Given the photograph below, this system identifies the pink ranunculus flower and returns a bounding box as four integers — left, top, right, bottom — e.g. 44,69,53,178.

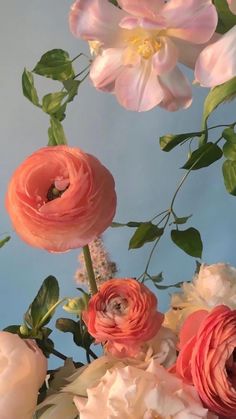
69,0,217,112
6,146,116,252
0,332,47,419
227,0,236,14
74,359,217,418
195,25,236,87
176,306,236,418
83,278,164,357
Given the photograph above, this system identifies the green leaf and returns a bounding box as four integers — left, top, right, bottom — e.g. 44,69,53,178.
33,49,75,81
129,222,163,249
0,236,10,248
171,228,203,258
153,281,184,290
56,318,92,348
22,69,40,106
111,221,141,228
214,0,236,34
222,127,236,143
150,272,163,283
182,143,222,170
48,117,67,146
27,276,59,329
173,215,192,225
63,79,80,103
3,325,20,334
159,131,203,152
109,0,119,5
223,142,236,160
42,92,67,114
201,77,236,142
222,160,236,195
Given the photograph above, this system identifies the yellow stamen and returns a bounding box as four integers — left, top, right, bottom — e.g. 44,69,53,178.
129,35,162,59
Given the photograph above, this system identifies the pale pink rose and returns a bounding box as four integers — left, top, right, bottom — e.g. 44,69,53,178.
0,332,47,419
164,263,236,333
69,0,217,112
83,278,164,357
74,359,217,418
6,146,116,252
176,306,236,418
227,0,236,14
195,25,236,87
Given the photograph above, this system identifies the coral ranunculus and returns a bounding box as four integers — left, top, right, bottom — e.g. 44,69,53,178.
6,146,116,252
0,332,47,419
69,0,217,112
176,306,236,418
83,278,164,357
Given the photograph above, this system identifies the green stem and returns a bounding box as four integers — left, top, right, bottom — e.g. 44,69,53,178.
83,245,98,295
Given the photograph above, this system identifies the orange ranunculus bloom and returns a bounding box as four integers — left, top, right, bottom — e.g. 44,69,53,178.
6,146,116,252
176,305,236,418
83,278,164,357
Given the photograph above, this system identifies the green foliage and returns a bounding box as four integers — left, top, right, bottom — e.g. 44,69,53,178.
0,236,10,248
171,228,203,258
222,160,236,195
129,222,163,249
25,276,59,330
33,49,75,81
214,0,236,34
182,143,222,170
223,142,236,160
159,131,203,152
22,69,40,106
63,293,89,315
48,117,68,146
173,215,192,225
56,318,93,351
42,92,67,114
222,127,236,143
111,221,141,228
201,78,236,142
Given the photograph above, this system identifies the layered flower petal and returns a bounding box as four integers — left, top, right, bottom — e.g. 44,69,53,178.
159,66,192,111
195,26,236,87
90,48,124,92
69,0,126,46
117,0,164,19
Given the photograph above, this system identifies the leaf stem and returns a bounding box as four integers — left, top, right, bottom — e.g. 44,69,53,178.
83,245,98,295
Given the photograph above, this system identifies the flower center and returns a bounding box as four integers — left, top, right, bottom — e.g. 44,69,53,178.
47,177,70,202
106,296,129,316
129,35,162,59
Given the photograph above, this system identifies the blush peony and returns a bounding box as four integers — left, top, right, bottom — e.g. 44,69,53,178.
176,305,236,418
69,0,217,112
6,146,116,252
83,278,164,357
74,359,217,419
0,332,47,419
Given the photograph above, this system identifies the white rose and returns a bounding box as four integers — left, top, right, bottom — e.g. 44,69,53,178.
0,332,47,419
164,263,236,333
74,359,217,419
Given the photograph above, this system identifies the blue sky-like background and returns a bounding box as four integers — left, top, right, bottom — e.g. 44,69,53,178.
1,1,236,368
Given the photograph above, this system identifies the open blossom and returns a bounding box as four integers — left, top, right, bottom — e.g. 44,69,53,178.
69,0,217,112
6,146,116,252
176,306,236,418
164,263,236,333
74,359,217,419
195,25,236,87
0,332,47,419
83,278,164,357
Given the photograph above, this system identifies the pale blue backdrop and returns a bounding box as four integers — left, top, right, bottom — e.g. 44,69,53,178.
0,1,235,367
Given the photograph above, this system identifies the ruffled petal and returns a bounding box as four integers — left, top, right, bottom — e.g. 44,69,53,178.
90,48,124,92
165,0,217,44
117,0,164,19
152,37,178,75
195,26,236,87
115,62,164,111
69,0,126,46
158,66,192,111
119,15,166,30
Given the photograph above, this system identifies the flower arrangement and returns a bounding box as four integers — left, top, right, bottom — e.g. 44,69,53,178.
1,0,236,418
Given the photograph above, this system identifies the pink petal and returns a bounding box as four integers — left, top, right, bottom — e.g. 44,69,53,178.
195,26,236,87
152,37,178,75
227,0,236,14
115,62,164,112
117,0,164,19
165,0,218,44
158,66,192,111
119,16,166,30
69,0,126,46
179,310,208,349
90,48,124,92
